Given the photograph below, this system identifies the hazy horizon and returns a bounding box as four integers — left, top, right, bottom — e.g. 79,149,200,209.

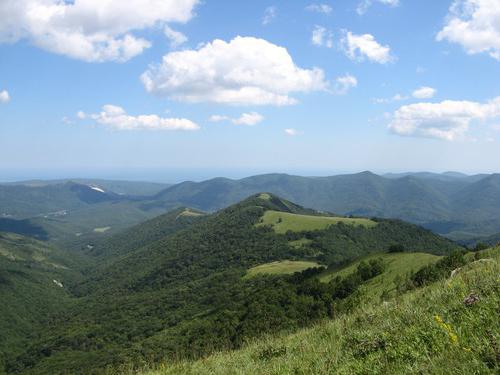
0,167,497,184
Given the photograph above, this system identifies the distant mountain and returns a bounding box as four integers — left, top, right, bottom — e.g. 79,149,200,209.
2,179,170,196
0,182,168,247
2,172,499,242
151,172,499,239
11,194,457,374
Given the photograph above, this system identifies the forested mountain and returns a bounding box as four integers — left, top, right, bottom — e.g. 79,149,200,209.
2,179,170,197
0,182,168,246
4,193,458,374
151,172,500,240
2,172,499,245
0,232,88,370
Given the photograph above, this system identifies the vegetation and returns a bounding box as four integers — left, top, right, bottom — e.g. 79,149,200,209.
257,210,376,234
2,194,459,374
143,246,500,375
3,172,500,244
245,260,324,278
151,172,500,240
319,252,442,301
0,233,87,370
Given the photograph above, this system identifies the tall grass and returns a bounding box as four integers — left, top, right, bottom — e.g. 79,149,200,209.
141,247,499,375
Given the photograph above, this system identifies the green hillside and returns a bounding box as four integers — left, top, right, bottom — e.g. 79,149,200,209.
0,233,87,370
319,252,442,301
144,246,500,375
86,207,206,261
0,182,169,247
6,194,458,374
258,210,376,234
3,173,500,243
245,260,324,278
152,172,500,239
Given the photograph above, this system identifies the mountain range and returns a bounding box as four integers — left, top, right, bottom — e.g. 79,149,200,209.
1,171,499,244
2,193,458,374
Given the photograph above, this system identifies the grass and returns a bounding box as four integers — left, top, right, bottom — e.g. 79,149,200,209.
141,246,500,375
176,209,204,218
244,260,323,279
319,252,442,301
258,193,272,200
257,210,377,234
93,226,111,233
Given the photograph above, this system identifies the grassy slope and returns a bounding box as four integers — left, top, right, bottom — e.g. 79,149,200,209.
319,252,442,300
258,210,377,234
244,260,323,278
145,247,500,375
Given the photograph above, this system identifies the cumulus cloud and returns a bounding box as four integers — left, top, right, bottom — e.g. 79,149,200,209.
141,36,328,106
412,86,436,99
285,128,300,136
262,6,277,25
333,74,358,94
341,31,395,64
83,105,199,131
0,90,10,103
388,97,500,141
164,26,188,48
210,112,264,126
0,0,198,62
306,4,333,14
437,0,500,61
357,0,399,15
312,26,333,48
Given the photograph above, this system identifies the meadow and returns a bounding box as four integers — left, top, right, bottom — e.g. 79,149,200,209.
257,210,377,234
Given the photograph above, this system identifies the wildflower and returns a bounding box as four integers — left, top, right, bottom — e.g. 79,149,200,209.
434,315,459,346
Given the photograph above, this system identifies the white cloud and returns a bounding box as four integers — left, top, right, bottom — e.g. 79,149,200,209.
373,93,408,104
374,86,436,103
164,26,188,48
76,111,87,119
491,124,500,131
0,90,10,103
437,0,500,61
412,86,436,99
87,105,199,131
141,36,328,106
61,116,73,125
285,128,300,136
210,112,264,126
333,74,358,95
0,0,199,62
341,31,395,64
388,97,500,141
357,0,399,15
312,26,333,48
262,6,277,25
306,4,333,14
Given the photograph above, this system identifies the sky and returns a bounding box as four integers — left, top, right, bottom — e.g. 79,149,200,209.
0,0,499,182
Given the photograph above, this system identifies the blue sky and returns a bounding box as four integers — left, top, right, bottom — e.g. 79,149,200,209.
0,0,499,182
